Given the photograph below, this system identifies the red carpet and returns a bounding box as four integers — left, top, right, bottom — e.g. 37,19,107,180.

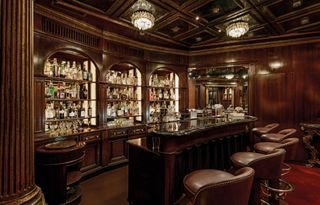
283,164,320,205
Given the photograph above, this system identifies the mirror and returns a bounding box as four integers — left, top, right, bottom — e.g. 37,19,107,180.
188,65,249,113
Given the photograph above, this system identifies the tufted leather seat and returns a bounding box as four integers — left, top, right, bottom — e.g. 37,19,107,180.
183,167,254,205
261,128,296,143
252,123,279,136
254,138,299,176
254,138,299,160
230,148,286,205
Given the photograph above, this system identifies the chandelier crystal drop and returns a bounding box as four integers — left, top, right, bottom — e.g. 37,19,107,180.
226,21,249,38
131,0,155,31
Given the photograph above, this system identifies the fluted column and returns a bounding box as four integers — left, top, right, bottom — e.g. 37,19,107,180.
0,0,44,204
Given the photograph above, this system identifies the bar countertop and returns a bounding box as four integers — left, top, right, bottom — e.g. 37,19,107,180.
148,115,257,136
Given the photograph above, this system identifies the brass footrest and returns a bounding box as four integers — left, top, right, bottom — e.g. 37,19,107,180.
281,163,292,176
260,179,294,203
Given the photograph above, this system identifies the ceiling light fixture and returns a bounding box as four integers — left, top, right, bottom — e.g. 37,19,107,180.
226,21,249,38
131,0,155,31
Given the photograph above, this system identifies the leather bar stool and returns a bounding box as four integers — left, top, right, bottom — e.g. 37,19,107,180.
254,138,299,175
261,128,296,143
230,148,290,205
251,123,279,147
252,123,280,137
183,167,254,205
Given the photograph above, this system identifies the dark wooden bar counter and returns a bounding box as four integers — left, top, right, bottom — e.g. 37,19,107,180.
127,116,257,205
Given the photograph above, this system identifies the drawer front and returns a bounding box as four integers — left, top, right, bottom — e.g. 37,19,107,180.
128,126,146,136
81,134,100,142
108,128,128,138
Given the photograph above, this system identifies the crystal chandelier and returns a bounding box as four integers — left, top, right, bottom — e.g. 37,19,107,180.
131,0,155,31
226,21,249,38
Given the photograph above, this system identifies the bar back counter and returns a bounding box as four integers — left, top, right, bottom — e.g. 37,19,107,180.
127,116,257,205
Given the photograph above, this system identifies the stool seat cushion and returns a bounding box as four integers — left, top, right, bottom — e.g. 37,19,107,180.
254,142,281,154
252,123,279,135
230,152,266,167
261,133,286,142
230,149,286,179
184,169,234,195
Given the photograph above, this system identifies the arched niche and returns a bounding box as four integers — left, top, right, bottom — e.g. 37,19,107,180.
104,62,143,126
42,49,98,135
148,67,180,123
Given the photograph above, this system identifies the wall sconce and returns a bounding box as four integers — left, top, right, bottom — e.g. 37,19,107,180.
269,60,284,70
225,74,234,80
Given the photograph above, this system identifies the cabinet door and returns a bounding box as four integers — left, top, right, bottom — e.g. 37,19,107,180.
80,134,101,175
108,137,128,165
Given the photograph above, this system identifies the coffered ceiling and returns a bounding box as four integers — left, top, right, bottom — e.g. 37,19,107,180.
36,0,320,50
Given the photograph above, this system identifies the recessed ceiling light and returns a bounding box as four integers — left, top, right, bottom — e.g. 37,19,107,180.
195,37,202,42
195,16,200,21
218,29,222,33
301,17,309,25
291,0,303,8
212,6,220,14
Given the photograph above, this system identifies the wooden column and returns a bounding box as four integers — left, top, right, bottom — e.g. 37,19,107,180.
0,0,45,204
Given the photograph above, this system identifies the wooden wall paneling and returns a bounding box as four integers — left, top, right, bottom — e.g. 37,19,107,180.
188,79,196,109
34,78,45,134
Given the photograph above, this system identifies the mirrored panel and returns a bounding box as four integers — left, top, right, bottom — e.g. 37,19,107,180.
189,65,248,113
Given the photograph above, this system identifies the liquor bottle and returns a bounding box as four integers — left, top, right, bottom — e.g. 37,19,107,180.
45,103,52,120
59,83,66,99
60,61,66,78
73,103,78,118
71,61,77,80
52,58,59,77
106,103,111,117
65,61,71,79
82,63,88,80
81,84,88,99
80,102,86,118
64,103,69,118
45,83,51,98
158,89,163,100
69,103,75,118
77,64,83,80
88,102,92,117
149,89,153,101
44,59,52,76
59,102,65,119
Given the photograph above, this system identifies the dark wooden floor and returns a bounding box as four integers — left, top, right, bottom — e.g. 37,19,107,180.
80,165,129,205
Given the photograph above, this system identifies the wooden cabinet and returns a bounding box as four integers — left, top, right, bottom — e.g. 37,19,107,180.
106,125,147,166
36,141,85,205
79,132,102,176
107,128,128,165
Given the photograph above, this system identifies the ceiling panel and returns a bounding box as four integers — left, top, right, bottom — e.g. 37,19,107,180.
156,18,197,37
182,30,217,45
191,0,242,22
36,0,320,49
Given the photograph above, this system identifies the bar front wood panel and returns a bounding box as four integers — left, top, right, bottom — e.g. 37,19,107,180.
128,123,250,205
